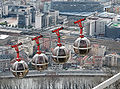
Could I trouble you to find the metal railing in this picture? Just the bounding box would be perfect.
[93,72,120,89]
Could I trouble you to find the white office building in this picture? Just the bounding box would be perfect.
[104,53,120,67]
[0,7,2,18]
[49,10,59,25]
[84,17,112,36]
[3,5,8,16]
[35,12,44,29]
[18,37,35,56]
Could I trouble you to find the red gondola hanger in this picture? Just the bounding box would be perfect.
[52,27,64,47]
[32,35,43,54]
[31,35,49,71]
[73,18,91,55]
[11,42,29,78]
[74,18,86,38]
[51,27,70,64]
[11,42,22,62]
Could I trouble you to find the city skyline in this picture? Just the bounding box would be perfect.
[0,0,120,89]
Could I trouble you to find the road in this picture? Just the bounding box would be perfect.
[0,69,109,79]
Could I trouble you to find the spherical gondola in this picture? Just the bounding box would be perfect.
[52,46,69,64]
[73,37,91,55]
[31,53,48,71]
[11,60,29,78]
[51,27,70,64]
[10,43,29,78]
[31,35,49,71]
[73,18,91,55]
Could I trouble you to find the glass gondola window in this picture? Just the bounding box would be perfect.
[58,49,66,56]
[79,40,87,48]
[17,63,24,70]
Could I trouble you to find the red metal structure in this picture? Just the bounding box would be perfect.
[52,27,63,47]
[11,42,22,62]
[32,35,43,54]
[74,18,86,38]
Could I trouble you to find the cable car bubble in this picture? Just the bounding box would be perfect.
[73,37,91,55]
[51,27,70,64]
[31,35,49,71]
[73,18,91,55]
[11,60,28,78]
[31,53,48,71]
[10,42,29,78]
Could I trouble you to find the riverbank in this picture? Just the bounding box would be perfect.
[0,69,111,79]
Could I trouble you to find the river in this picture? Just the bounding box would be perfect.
[0,75,109,89]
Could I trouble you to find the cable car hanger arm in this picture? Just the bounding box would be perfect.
[32,35,43,54]
[11,42,22,61]
[52,27,64,47]
[74,18,86,38]
[74,18,86,24]
[32,35,43,41]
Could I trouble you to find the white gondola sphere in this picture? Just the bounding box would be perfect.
[73,37,91,55]
[52,46,69,64]
[11,60,29,78]
[31,53,48,71]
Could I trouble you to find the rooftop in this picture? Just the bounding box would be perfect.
[60,12,96,17]
[0,35,9,40]
[0,29,22,33]
[107,22,120,28]
[0,54,11,60]
[98,12,116,18]
[111,22,120,28]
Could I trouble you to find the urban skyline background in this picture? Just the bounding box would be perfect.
[0,0,120,89]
